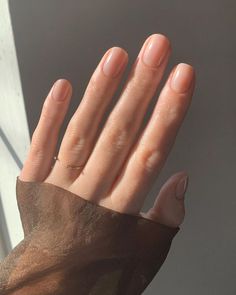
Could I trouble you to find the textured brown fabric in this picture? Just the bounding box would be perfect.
[0,176,180,295]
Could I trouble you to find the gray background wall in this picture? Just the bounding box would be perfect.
[8,0,236,294]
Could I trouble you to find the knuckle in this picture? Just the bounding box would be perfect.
[64,128,86,152]
[70,136,86,153]
[105,123,129,152]
[136,148,163,173]
[155,105,181,128]
[167,106,181,124]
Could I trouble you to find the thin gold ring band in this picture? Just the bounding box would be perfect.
[52,156,84,170]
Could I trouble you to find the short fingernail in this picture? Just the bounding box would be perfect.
[142,34,170,68]
[102,47,127,78]
[51,79,70,101]
[175,175,189,200]
[170,63,194,93]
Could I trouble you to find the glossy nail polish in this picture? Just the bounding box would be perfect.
[142,34,170,68]
[170,63,194,93]
[102,47,127,78]
[51,79,70,101]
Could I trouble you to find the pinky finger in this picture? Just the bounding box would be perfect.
[19,79,72,182]
[140,171,188,228]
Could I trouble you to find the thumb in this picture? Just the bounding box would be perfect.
[141,171,188,228]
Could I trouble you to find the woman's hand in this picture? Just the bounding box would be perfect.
[19,33,195,228]
[0,33,196,295]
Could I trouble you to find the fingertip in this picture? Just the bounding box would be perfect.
[159,171,189,196]
[49,78,73,100]
[58,78,73,93]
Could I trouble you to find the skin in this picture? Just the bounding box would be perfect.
[19,33,196,228]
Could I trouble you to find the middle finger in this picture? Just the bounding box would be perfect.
[71,34,171,199]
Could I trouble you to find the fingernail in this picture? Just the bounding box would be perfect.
[51,79,70,101]
[142,34,170,68]
[175,175,189,200]
[102,47,127,78]
[170,63,194,93]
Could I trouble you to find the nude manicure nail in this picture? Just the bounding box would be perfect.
[142,34,170,68]
[175,175,189,200]
[102,47,127,78]
[51,79,70,101]
[170,63,194,93]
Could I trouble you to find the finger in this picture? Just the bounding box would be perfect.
[141,171,188,228]
[108,63,195,214]
[19,79,72,182]
[49,47,128,184]
[70,34,171,201]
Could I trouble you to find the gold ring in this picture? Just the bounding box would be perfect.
[52,156,84,170]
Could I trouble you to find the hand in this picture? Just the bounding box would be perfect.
[19,33,195,228]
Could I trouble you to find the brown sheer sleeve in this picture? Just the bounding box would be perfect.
[0,176,179,295]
